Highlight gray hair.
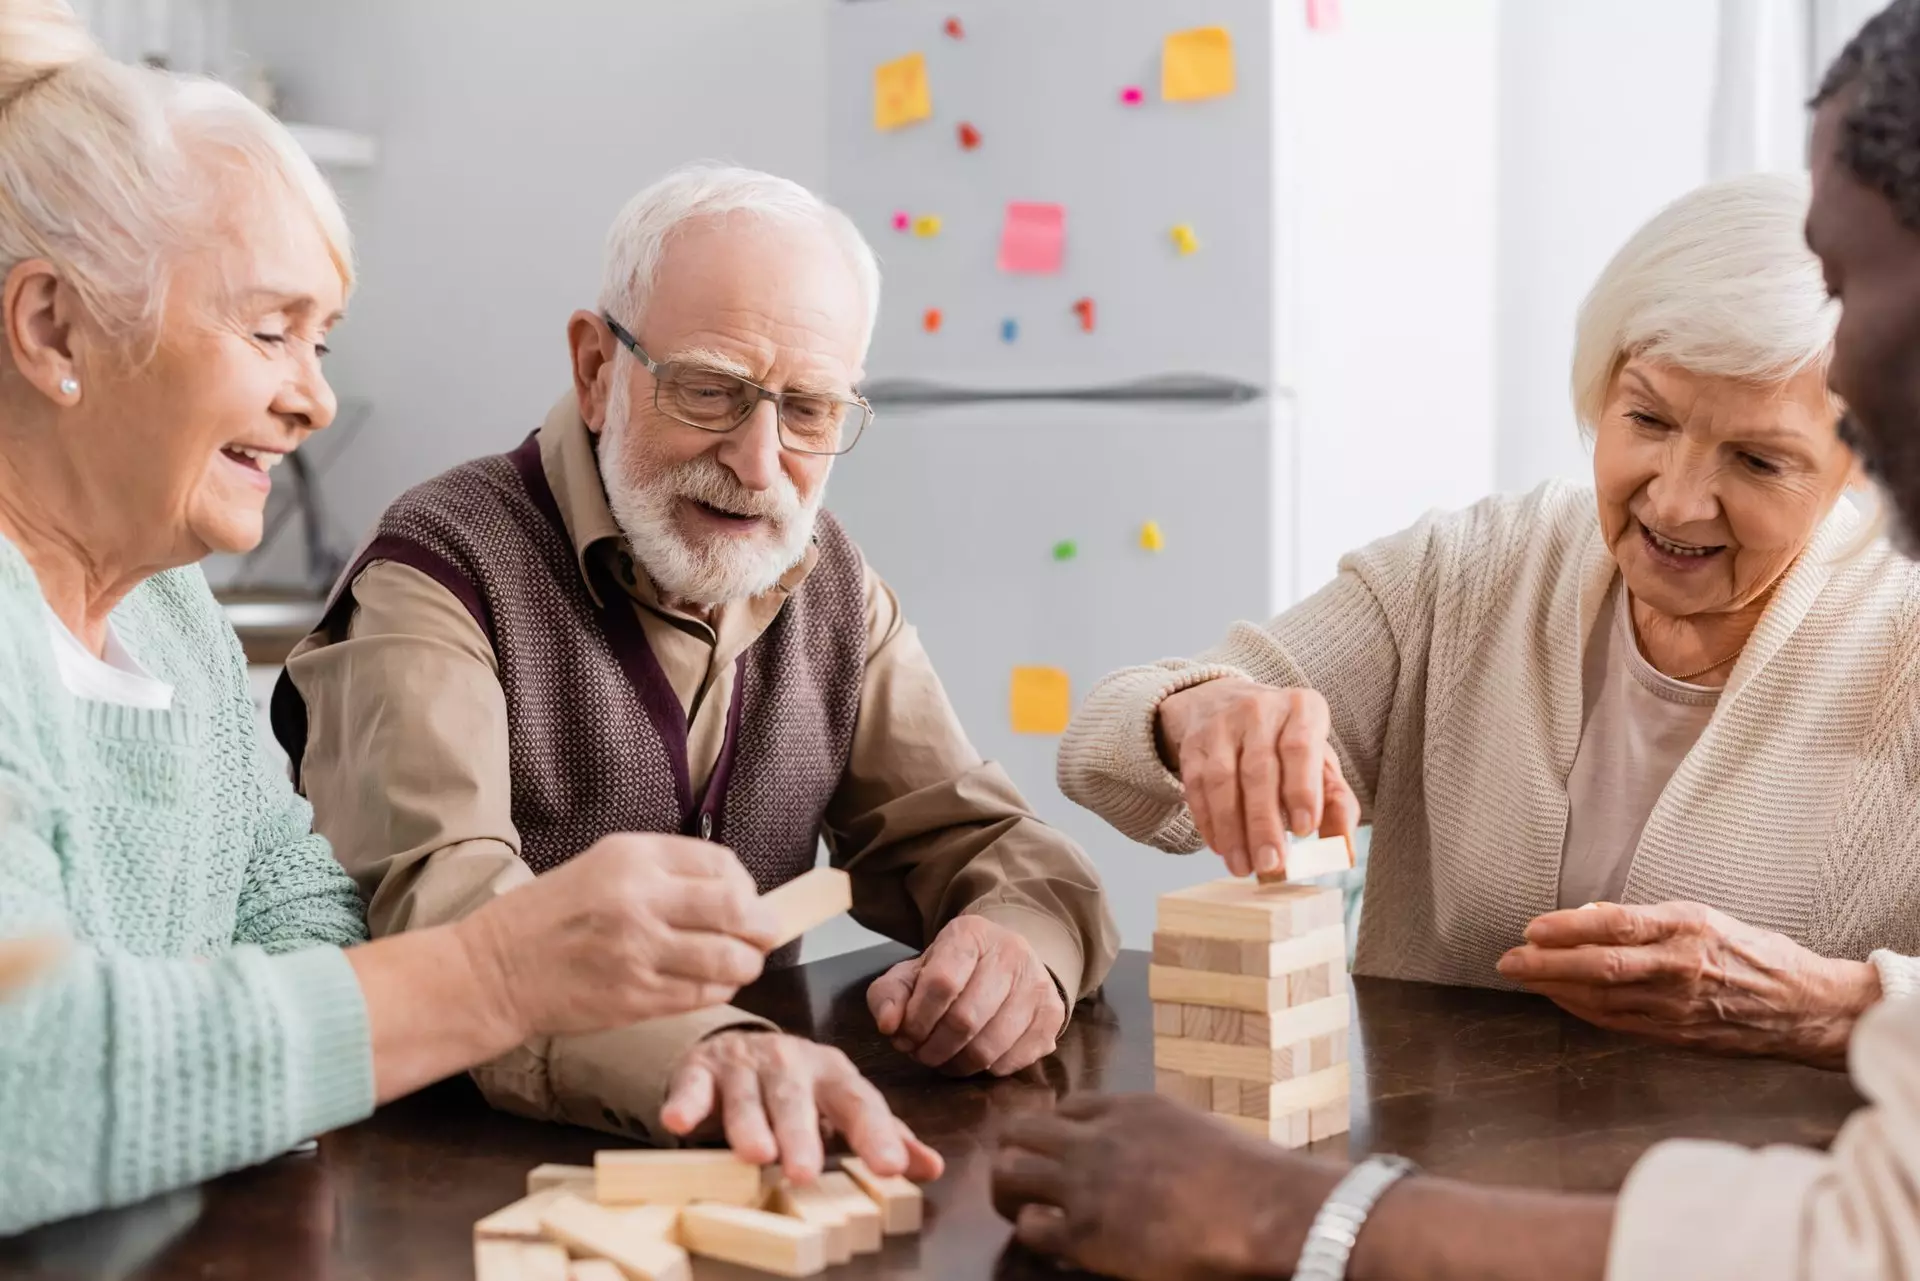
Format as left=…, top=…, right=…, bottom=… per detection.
left=597, top=163, right=880, bottom=356
left=0, top=0, right=353, bottom=352
left=1570, top=173, right=1836, bottom=434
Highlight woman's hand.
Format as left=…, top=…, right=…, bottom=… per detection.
left=992, top=1092, right=1342, bottom=1280
left=1156, top=677, right=1360, bottom=876
left=456, top=832, right=781, bottom=1042
left=662, top=1030, right=946, bottom=1185
left=1497, top=900, right=1881, bottom=1068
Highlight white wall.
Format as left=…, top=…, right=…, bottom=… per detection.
left=229, top=0, right=831, bottom=544
left=1494, top=0, right=1719, bottom=493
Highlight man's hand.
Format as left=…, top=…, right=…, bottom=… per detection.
left=993, top=1093, right=1340, bottom=1279
left=660, top=1030, right=945, bottom=1185
left=1497, top=900, right=1881, bottom=1069
left=1156, top=677, right=1361, bottom=877
left=867, top=915, right=1067, bottom=1076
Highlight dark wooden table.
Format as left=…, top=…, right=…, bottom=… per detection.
left=0, top=944, right=1865, bottom=1279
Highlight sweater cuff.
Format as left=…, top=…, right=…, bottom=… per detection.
left=1055, top=661, right=1247, bottom=853
left=546, top=1005, right=775, bottom=1144
left=1868, top=949, right=1920, bottom=1002
left=1606, top=1139, right=1830, bottom=1281
left=261, top=945, right=375, bottom=1141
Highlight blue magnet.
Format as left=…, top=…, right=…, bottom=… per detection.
left=1001, top=318, right=1019, bottom=343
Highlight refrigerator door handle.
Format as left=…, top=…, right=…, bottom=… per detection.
left=861, top=373, right=1271, bottom=408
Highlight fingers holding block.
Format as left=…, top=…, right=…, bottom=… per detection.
left=1255, top=834, right=1354, bottom=884
left=840, top=1156, right=924, bottom=1234
left=760, top=867, right=854, bottom=950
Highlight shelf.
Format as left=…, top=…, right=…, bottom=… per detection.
left=283, top=122, right=378, bottom=169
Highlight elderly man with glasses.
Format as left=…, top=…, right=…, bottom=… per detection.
left=273, top=165, right=1118, bottom=1174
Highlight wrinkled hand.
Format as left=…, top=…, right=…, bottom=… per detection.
left=1156, top=677, right=1361, bottom=877
left=1497, top=900, right=1881, bottom=1068
left=868, top=915, right=1067, bottom=1077
left=992, top=1093, right=1343, bottom=1280
left=459, top=833, right=779, bottom=1039
left=661, top=1030, right=946, bottom=1185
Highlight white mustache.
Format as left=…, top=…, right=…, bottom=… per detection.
left=668, top=455, right=802, bottom=523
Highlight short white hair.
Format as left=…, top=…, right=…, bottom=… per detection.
left=597, top=163, right=880, bottom=356
left=1570, top=173, right=1836, bottom=434
left=0, top=0, right=352, bottom=352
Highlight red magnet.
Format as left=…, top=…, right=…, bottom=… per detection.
left=1306, top=0, right=1341, bottom=31
left=1073, top=298, right=1096, bottom=332
left=1120, top=85, right=1144, bottom=106
left=944, top=17, right=963, bottom=38
left=892, top=210, right=910, bottom=232
left=957, top=122, right=981, bottom=150
left=923, top=308, right=943, bottom=333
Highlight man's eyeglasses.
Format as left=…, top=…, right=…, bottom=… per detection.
left=603, top=313, right=873, bottom=457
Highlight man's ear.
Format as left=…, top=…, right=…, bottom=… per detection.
left=567, top=309, right=615, bottom=434
left=5, top=259, right=81, bottom=406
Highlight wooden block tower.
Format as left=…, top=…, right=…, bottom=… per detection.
left=1150, top=835, right=1353, bottom=1147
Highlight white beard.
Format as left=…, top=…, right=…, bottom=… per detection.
left=597, top=379, right=825, bottom=607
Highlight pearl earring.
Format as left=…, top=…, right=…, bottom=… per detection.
left=58, top=377, right=78, bottom=396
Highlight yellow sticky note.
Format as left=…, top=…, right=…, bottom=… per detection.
left=1161, top=26, right=1235, bottom=102
left=875, top=52, right=932, bottom=130
left=1170, top=223, right=1199, bottom=255
left=1010, top=667, right=1071, bottom=735
left=1139, top=520, right=1165, bottom=552
left=912, top=214, right=943, bottom=238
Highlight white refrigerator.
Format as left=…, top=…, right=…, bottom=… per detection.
left=823, top=0, right=1296, bottom=946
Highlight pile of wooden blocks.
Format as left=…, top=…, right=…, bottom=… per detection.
left=1150, top=834, right=1354, bottom=1147
left=474, top=1148, right=923, bottom=1280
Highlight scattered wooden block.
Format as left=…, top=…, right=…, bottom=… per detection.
left=594, top=1149, right=765, bottom=1207
left=814, top=1171, right=883, bottom=1253
left=768, top=1178, right=854, bottom=1264
left=475, top=1240, right=571, bottom=1281
left=760, top=867, right=853, bottom=949
left=841, top=1156, right=924, bottom=1234
left=679, top=1203, right=828, bottom=1277
left=476, top=1187, right=581, bottom=1241
left=1255, top=833, right=1354, bottom=884
left=541, top=1195, right=691, bottom=1281
left=569, top=1261, right=626, bottom=1281
left=527, top=1163, right=595, bottom=1196
left=1157, top=879, right=1343, bottom=942
left=1154, top=1067, right=1214, bottom=1109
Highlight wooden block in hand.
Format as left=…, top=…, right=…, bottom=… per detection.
left=1156, top=924, right=1347, bottom=979
left=841, top=1156, right=924, bottom=1234
left=526, top=1163, right=595, bottom=1196
left=1154, top=1067, right=1214, bottom=1109
left=760, top=867, right=854, bottom=950
left=594, top=1149, right=764, bottom=1206
left=474, top=1240, right=570, bottom=1281
left=768, top=1177, right=855, bottom=1263
left=1255, top=833, right=1355, bottom=883
left=1157, top=878, right=1345, bottom=942
left=679, top=1203, right=829, bottom=1277
left=813, top=1171, right=883, bottom=1253
left=541, top=1195, right=690, bottom=1281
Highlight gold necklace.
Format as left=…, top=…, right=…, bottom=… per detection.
left=1667, top=650, right=1742, bottom=682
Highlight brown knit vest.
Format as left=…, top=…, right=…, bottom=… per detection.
left=274, top=433, right=867, bottom=964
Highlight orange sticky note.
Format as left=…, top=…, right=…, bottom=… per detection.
left=1161, top=26, right=1235, bottom=102
left=875, top=52, right=932, bottom=130
left=1011, top=667, right=1072, bottom=735
left=998, top=202, right=1065, bottom=274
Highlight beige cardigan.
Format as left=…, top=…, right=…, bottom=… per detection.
left=1060, top=482, right=1920, bottom=994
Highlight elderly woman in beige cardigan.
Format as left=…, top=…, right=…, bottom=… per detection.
left=1062, top=172, right=1920, bottom=1069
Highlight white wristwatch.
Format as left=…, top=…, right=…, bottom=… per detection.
left=1292, top=1154, right=1418, bottom=1281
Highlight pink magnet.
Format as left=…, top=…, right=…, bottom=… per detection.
left=1120, top=85, right=1144, bottom=105
left=892, top=211, right=910, bottom=232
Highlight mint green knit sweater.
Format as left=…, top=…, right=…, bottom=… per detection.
left=0, top=536, right=375, bottom=1233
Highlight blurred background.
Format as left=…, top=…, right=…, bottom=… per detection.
left=74, top=0, right=1886, bottom=957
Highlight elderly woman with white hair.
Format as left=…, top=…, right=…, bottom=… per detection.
left=1062, top=173, right=1920, bottom=1065
left=0, top=0, right=948, bottom=1234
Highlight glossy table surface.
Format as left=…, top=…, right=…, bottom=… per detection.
left=0, top=944, right=1865, bottom=1279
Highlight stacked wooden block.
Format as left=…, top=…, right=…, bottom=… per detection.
left=474, top=1150, right=923, bottom=1280
left=1150, top=834, right=1354, bottom=1147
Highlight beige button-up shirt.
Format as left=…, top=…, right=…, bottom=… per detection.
left=286, top=397, right=1118, bottom=1141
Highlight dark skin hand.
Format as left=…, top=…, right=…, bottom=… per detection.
left=992, top=1093, right=1615, bottom=1281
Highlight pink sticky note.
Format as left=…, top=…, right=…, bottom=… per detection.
left=891, top=210, right=910, bottom=231
left=1120, top=85, right=1144, bottom=105
left=1306, top=0, right=1342, bottom=31
left=997, top=202, right=1065, bottom=274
